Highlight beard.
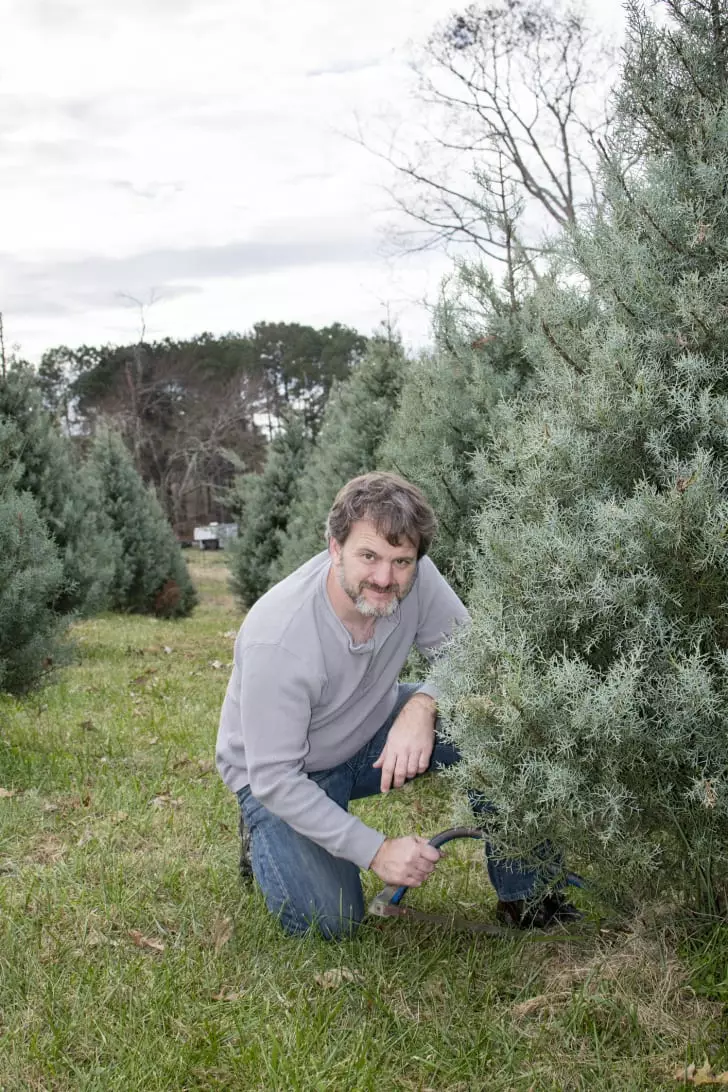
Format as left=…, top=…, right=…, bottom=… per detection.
left=335, top=560, right=416, bottom=619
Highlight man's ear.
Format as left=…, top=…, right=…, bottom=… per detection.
left=328, top=537, right=340, bottom=563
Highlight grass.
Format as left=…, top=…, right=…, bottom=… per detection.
left=0, top=552, right=726, bottom=1090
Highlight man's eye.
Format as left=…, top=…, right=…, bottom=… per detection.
left=396, top=559, right=412, bottom=567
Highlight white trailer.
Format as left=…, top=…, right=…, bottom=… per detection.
left=193, top=522, right=238, bottom=550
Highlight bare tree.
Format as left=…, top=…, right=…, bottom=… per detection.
left=90, top=339, right=264, bottom=531
left=363, top=0, right=616, bottom=290
left=116, top=291, right=159, bottom=470
left=158, top=369, right=265, bottom=531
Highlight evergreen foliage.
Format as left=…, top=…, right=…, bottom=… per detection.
left=433, top=0, right=728, bottom=909
left=0, top=419, right=68, bottom=693
left=0, top=366, right=116, bottom=616
left=273, top=332, right=408, bottom=579
left=89, top=429, right=197, bottom=618
left=381, top=269, right=529, bottom=594
left=228, top=413, right=311, bottom=608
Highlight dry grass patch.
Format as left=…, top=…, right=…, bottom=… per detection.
left=538, top=925, right=722, bottom=1040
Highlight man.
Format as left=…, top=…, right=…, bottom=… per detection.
left=216, top=472, right=578, bottom=939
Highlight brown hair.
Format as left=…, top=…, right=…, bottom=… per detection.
left=326, top=472, right=437, bottom=558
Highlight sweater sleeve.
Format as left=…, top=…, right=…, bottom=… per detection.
left=413, top=558, right=471, bottom=700
left=240, top=642, right=385, bottom=870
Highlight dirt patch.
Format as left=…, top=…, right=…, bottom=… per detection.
left=25, top=835, right=67, bottom=865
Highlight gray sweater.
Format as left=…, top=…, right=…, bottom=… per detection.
left=215, top=550, right=469, bottom=870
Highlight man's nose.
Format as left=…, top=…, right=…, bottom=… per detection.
left=373, top=562, right=394, bottom=588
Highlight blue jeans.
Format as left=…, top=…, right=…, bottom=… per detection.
left=237, top=683, right=552, bottom=939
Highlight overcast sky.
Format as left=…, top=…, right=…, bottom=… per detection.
left=0, top=0, right=624, bottom=361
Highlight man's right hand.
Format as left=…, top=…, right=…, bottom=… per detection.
left=369, top=836, right=442, bottom=888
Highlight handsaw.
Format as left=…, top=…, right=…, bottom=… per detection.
left=368, top=826, right=586, bottom=936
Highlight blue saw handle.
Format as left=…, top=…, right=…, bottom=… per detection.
left=389, top=826, right=484, bottom=905
left=386, top=826, right=586, bottom=906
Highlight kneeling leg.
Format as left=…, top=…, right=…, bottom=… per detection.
left=239, top=791, right=364, bottom=941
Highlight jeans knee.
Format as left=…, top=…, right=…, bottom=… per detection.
left=276, top=901, right=363, bottom=941
left=246, top=800, right=365, bottom=941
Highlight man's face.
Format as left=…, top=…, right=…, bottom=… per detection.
left=330, top=519, right=418, bottom=619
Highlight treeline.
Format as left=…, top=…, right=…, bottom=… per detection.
left=227, top=0, right=728, bottom=911
left=0, top=365, right=196, bottom=693
left=35, top=322, right=367, bottom=535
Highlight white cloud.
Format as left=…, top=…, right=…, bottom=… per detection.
left=0, top=0, right=623, bottom=359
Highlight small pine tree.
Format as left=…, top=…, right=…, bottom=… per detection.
left=273, top=331, right=408, bottom=578
left=381, top=271, right=529, bottom=594
left=90, top=429, right=197, bottom=617
left=434, top=0, right=728, bottom=910
left=228, top=412, right=311, bottom=608
left=0, top=366, right=116, bottom=616
left=0, top=420, right=68, bottom=693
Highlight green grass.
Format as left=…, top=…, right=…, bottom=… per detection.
left=0, top=553, right=726, bottom=1090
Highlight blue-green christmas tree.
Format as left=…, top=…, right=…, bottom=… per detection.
left=273, top=330, right=408, bottom=579
left=0, top=418, right=68, bottom=693
left=90, top=429, right=197, bottom=617
left=0, top=366, right=117, bottom=617
left=228, top=411, right=311, bottom=608
left=434, top=0, right=728, bottom=910
left=381, top=269, right=530, bottom=595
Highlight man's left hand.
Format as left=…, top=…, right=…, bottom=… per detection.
left=373, top=693, right=437, bottom=793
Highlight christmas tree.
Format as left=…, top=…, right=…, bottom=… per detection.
left=228, top=412, right=310, bottom=608
left=89, top=429, right=197, bottom=617
left=273, top=331, right=407, bottom=578
left=0, top=366, right=116, bottom=616
left=381, top=270, right=529, bottom=594
left=0, top=419, right=67, bottom=693
left=433, top=0, right=728, bottom=909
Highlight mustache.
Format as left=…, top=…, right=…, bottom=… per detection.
left=361, top=581, right=397, bottom=594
